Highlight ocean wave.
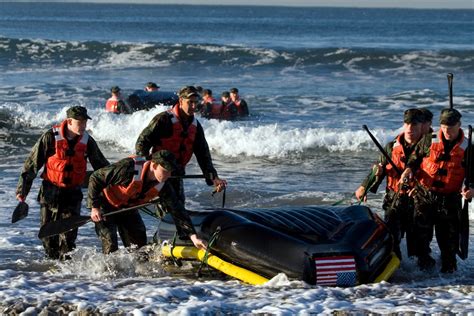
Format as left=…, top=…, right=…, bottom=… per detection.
left=0, top=103, right=399, bottom=157
left=1, top=37, right=472, bottom=75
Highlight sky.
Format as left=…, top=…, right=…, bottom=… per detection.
left=5, top=0, right=474, bottom=9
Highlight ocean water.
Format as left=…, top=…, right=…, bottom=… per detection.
left=0, top=3, right=474, bottom=314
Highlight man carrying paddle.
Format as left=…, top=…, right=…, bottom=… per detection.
left=135, top=85, right=227, bottom=204
left=355, top=109, right=424, bottom=263
left=87, top=150, right=207, bottom=254
left=16, top=106, right=109, bottom=260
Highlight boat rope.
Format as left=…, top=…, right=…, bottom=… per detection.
left=197, top=226, right=221, bottom=277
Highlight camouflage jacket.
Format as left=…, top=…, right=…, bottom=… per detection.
left=135, top=110, right=218, bottom=184
left=361, top=134, right=418, bottom=193
left=16, top=128, right=109, bottom=197
left=87, top=157, right=196, bottom=236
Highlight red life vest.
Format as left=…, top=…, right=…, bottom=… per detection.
left=105, top=97, right=120, bottom=113
left=153, top=105, right=197, bottom=167
left=385, top=134, right=407, bottom=192
left=232, top=98, right=245, bottom=116
left=418, top=129, right=467, bottom=194
left=42, top=120, right=89, bottom=188
left=103, top=157, right=164, bottom=208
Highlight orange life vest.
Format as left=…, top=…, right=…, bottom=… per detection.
left=42, top=120, right=88, bottom=188
left=385, top=134, right=407, bottom=192
left=103, top=156, right=164, bottom=208
left=418, top=129, right=467, bottom=194
left=153, top=105, right=197, bottom=167
left=105, top=97, right=121, bottom=113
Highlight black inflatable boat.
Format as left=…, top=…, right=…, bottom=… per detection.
left=158, top=205, right=399, bottom=286
left=127, top=90, right=178, bottom=111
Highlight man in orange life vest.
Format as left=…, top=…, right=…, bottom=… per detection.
left=229, top=87, right=249, bottom=117
left=105, top=86, right=132, bottom=114
left=355, top=108, right=424, bottom=260
left=405, top=108, right=474, bottom=273
left=16, top=106, right=109, bottom=260
left=135, top=86, right=227, bottom=213
left=88, top=150, right=207, bottom=253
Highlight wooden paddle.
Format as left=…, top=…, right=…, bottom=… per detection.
left=11, top=174, right=29, bottom=223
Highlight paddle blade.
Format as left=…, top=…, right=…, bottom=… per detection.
left=11, top=202, right=29, bottom=223
left=38, top=215, right=91, bottom=239
left=458, top=202, right=469, bottom=260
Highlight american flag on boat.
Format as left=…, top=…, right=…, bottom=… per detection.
left=314, top=255, right=357, bottom=286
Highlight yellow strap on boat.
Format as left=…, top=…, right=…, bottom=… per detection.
left=162, top=245, right=269, bottom=285
left=374, top=252, right=400, bottom=283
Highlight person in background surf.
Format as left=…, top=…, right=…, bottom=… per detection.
left=15, top=106, right=109, bottom=260
left=145, top=82, right=159, bottom=92
left=220, top=91, right=238, bottom=120
left=229, top=87, right=249, bottom=117
left=105, top=86, right=132, bottom=114
left=354, top=109, right=424, bottom=261
left=403, top=108, right=474, bottom=273
left=135, top=86, right=227, bottom=240
left=198, top=89, right=215, bottom=118
left=87, top=150, right=207, bottom=253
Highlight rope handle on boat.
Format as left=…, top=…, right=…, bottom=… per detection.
left=197, top=226, right=221, bottom=277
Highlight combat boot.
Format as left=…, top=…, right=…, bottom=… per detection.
left=440, top=259, right=457, bottom=273
left=417, top=255, right=435, bottom=271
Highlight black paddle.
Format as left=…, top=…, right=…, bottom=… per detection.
left=447, top=73, right=454, bottom=109
left=459, top=125, right=472, bottom=260
left=11, top=174, right=29, bottom=223
left=38, top=199, right=159, bottom=239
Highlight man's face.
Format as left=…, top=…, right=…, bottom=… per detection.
left=230, top=92, right=238, bottom=101
left=67, top=118, right=87, bottom=136
left=179, top=95, right=199, bottom=117
left=403, top=122, right=422, bottom=144
left=152, top=163, right=172, bottom=183
left=441, top=122, right=461, bottom=141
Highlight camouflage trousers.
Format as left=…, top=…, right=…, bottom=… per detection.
left=382, top=190, right=416, bottom=260
left=94, top=209, right=147, bottom=254
left=413, top=192, right=461, bottom=268
left=38, top=181, right=82, bottom=260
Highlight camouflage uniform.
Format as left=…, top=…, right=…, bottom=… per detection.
left=87, top=157, right=197, bottom=254
left=135, top=109, right=218, bottom=203
left=409, top=124, right=474, bottom=272
left=16, top=127, right=109, bottom=260
left=360, top=138, right=418, bottom=260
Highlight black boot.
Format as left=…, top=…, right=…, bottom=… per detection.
left=417, top=255, right=435, bottom=271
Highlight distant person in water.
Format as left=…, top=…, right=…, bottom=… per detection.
left=15, top=106, right=109, bottom=260
left=145, top=82, right=159, bottom=92
left=229, top=87, right=249, bottom=117
left=105, top=86, right=132, bottom=114
left=220, top=91, right=238, bottom=120
left=200, top=89, right=221, bottom=119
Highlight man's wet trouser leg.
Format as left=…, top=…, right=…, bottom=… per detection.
left=413, top=199, right=435, bottom=271
left=39, top=188, right=81, bottom=260
left=383, top=191, right=403, bottom=260
left=116, top=210, right=147, bottom=249
left=435, top=194, right=460, bottom=273
left=95, top=220, right=119, bottom=254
